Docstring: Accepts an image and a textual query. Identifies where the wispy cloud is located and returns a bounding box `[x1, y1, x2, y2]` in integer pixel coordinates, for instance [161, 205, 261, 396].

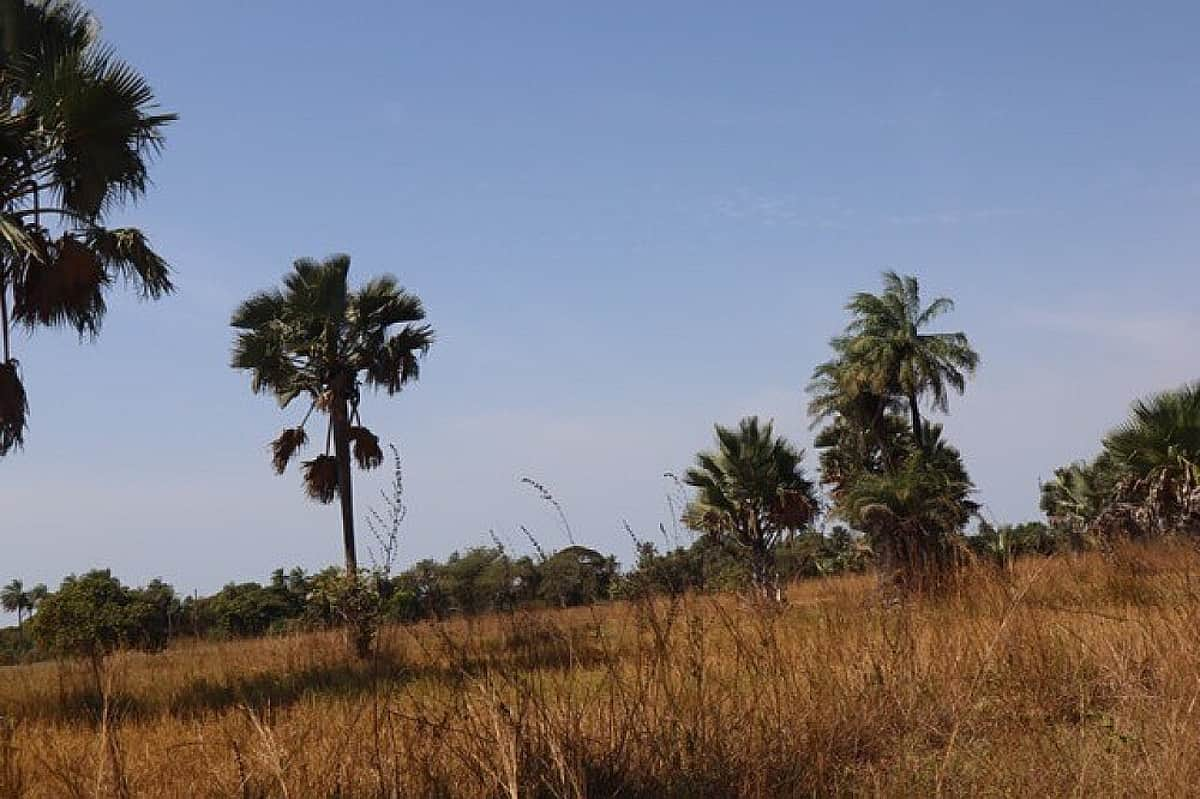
[713, 189, 1030, 230]
[1020, 308, 1200, 356]
[885, 208, 1028, 226]
[712, 189, 853, 229]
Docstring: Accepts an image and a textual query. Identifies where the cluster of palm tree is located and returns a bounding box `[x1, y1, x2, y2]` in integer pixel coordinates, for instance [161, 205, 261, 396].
[1, 578, 45, 632]
[806, 272, 979, 588]
[681, 273, 980, 595]
[0, 0, 175, 455]
[1041, 382, 1200, 542]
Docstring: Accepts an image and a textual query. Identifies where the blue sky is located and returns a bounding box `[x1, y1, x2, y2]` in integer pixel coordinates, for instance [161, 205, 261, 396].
[3, 1, 1199, 603]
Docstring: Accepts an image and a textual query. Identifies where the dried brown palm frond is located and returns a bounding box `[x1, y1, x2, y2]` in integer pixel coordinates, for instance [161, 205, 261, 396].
[302, 455, 339, 503]
[771, 488, 817, 530]
[270, 427, 308, 474]
[12, 236, 110, 335]
[349, 425, 383, 470]
[0, 360, 29, 455]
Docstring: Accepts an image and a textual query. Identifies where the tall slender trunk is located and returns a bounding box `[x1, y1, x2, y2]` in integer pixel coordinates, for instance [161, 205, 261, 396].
[908, 392, 923, 452]
[331, 394, 357, 576]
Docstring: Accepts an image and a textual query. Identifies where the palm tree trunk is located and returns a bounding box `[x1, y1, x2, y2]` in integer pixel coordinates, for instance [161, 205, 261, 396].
[908, 392, 923, 452]
[331, 396, 358, 576]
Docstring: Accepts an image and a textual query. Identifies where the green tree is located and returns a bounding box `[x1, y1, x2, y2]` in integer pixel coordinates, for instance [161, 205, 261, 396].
[0, 0, 176, 455]
[31, 570, 164, 686]
[537, 546, 618, 606]
[839, 272, 978, 451]
[682, 417, 818, 600]
[231, 254, 434, 574]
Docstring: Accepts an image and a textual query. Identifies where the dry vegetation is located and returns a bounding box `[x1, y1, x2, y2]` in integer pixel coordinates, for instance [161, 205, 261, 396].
[4, 541, 1200, 798]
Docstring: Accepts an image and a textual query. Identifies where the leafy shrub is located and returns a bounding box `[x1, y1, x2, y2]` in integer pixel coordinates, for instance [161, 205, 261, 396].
[32, 570, 169, 662]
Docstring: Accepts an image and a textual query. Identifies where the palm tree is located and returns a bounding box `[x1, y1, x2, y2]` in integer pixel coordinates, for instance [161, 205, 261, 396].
[1104, 382, 1200, 478]
[231, 254, 434, 575]
[1101, 382, 1200, 536]
[844, 441, 977, 589]
[1, 578, 29, 630]
[808, 337, 905, 470]
[0, 0, 175, 455]
[682, 417, 818, 600]
[1039, 457, 1115, 542]
[841, 272, 978, 451]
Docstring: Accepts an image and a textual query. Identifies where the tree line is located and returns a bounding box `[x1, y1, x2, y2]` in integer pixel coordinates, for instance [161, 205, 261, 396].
[2, 530, 876, 665]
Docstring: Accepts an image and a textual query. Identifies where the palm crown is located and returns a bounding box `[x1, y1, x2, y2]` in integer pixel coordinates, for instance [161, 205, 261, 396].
[231, 255, 432, 409]
[0, 0, 175, 455]
[1104, 382, 1200, 477]
[841, 271, 978, 448]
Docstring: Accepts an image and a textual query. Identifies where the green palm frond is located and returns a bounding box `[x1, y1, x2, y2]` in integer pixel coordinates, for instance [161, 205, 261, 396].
[682, 416, 818, 546]
[85, 226, 172, 298]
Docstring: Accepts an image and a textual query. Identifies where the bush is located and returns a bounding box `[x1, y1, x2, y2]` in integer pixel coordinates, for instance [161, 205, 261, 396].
[31, 570, 169, 662]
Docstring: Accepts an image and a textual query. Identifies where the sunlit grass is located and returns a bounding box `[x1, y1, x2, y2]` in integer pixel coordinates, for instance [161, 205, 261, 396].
[3, 542, 1200, 797]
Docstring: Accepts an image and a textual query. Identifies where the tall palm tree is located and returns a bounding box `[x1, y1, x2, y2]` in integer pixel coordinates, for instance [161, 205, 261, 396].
[231, 254, 434, 575]
[0, 0, 175, 455]
[1, 578, 28, 630]
[842, 272, 978, 451]
[682, 417, 818, 599]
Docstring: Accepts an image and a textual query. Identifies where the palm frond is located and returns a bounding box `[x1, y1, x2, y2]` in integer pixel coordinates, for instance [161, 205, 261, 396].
[12, 233, 109, 335]
[302, 455, 339, 503]
[270, 426, 308, 474]
[349, 425, 383, 470]
[0, 359, 29, 455]
[85, 226, 172, 298]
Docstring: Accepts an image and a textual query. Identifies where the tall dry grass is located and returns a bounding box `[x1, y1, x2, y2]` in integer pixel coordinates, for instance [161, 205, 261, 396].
[3, 541, 1200, 797]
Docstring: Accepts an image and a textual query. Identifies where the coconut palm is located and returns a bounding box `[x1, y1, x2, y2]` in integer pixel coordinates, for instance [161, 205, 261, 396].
[231, 254, 434, 575]
[682, 417, 818, 599]
[0, 0, 175, 455]
[841, 272, 978, 451]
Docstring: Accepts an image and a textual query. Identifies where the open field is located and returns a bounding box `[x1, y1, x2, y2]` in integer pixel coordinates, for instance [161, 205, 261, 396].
[4, 542, 1200, 798]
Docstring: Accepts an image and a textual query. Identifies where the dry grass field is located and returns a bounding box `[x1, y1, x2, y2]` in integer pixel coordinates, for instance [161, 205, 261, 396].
[4, 541, 1200, 798]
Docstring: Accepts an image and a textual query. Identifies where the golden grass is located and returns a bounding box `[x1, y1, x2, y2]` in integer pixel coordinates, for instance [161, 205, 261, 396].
[4, 541, 1200, 797]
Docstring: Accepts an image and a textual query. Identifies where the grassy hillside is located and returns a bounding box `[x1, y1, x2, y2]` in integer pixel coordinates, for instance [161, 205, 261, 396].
[3, 541, 1200, 798]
